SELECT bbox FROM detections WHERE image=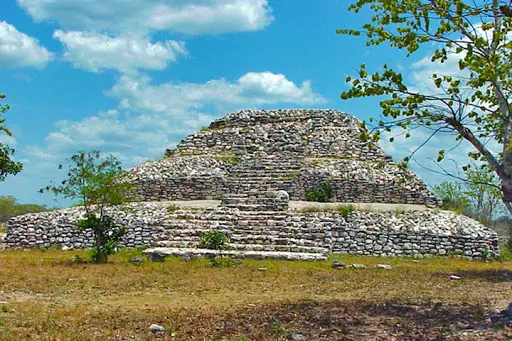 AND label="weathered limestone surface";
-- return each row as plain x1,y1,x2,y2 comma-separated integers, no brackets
129,109,439,206
4,201,499,260
3,109,499,259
